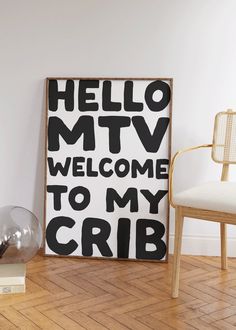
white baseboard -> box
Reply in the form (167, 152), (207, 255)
(169, 234), (236, 257)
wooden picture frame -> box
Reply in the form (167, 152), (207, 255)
(44, 77), (173, 262)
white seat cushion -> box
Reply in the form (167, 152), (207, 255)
(173, 181), (236, 214)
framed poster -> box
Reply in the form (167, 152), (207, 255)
(44, 78), (172, 261)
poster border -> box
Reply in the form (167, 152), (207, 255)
(43, 77), (173, 263)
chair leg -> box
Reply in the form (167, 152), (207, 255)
(171, 206), (184, 298)
(220, 223), (227, 270)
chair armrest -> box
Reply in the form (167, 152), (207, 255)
(169, 144), (213, 207)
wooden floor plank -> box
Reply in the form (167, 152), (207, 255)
(213, 319), (236, 329)
(0, 306), (40, 329)
(43, 308), (85, 329)
(137, 315), (175, 330)
(0, 313), (18, 329)
(91, 312), (129, 330)
(20, 307), (63, 329)
(106, 313), (152, 330)
(185, 317), (218, 330)
(66, 310), (107, 330)
(0, 254), (236, 329)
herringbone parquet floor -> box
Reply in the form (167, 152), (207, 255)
(1, 253), (236, 329)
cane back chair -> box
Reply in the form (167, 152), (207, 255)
(169, 109), (236, 298)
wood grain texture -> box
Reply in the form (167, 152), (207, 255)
(171, 206), (184, 298)
(1, 253), (236, 329)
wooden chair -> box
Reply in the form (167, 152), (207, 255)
(169, 109), (236, 298)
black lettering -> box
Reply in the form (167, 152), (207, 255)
(69, 186), (90, 211)
(87, 158), (98, 177)
(48, 157), (71, 176)
(82, 218), (113, 257)
(156, 159), (169, 179)
(132, 116), (169, 153)
(124, 81), (143, 111)
(117, 218), (130, 258)
(102, 81), (122, 111)
(140, 190), (168, 214)
(49, 79), (74, 111)
(131, 159), (153, 178)
(47, 185), (68, 211)
(48, 116), (95, 152)
(99, 158), (113, 177)
(145, 80), (171, 111)
(106, 188), (138, 212)
(72, 157), (85, 176)
(79, 80), (99, 111)
(99, 116), (130, 153)
(114, 158), (130, 177)
(46, 216), (78, 255)
(136, 219), (166, 260)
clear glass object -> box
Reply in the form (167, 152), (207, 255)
(0, 206), (42, 264)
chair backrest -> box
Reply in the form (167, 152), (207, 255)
(212, 110), (236, 164)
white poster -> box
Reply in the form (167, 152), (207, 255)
(44, 78), (172, 261)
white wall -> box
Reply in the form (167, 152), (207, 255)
(1, 0), (236, 256)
